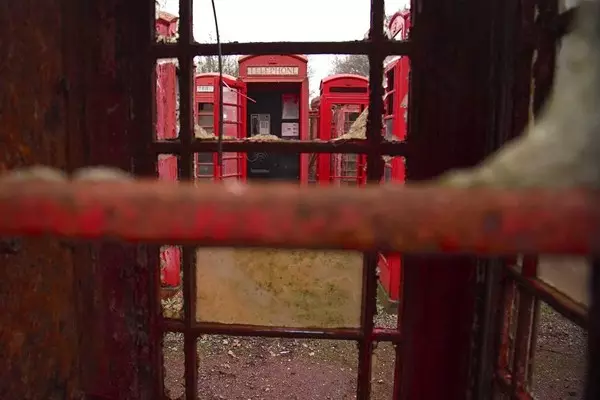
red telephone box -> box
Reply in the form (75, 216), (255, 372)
(378, 10), (411, 304)
(308, 96), (320, 184)
(193, 73), (247, 182)
(316, 74), (369, 186)
(238, 55), (309, 184)
(384, 9), (411, 144)
(155, 10), (179, 38)
(156, 56), (181, 290)
(309, 96), (320, 140)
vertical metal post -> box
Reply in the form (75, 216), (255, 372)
(356, 0), (386, 399)
(178, 0), (198, 399)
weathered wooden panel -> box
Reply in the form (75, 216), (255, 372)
(74, 0), (157, 398)
(0, 0), (157, 398)
(0, 1), (80, 399)
(399, 0), (503, 398)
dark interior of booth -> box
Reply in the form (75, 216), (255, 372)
(246, 82), (301, 182)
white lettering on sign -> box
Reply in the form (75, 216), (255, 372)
(196, 85), (214, 93)
(247, 66), (299, 76)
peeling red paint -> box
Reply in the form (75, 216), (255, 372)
(0, 181), (598, 255)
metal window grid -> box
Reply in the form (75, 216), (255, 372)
(153, 1), (397, 398)
(488, 1), (592, 399)
(0, 0), (595, 399)
(152, 1), (403, 398)
(148, 1), (593, 398)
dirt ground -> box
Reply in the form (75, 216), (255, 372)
(160, 251), (588, 399)
(163, 305), (397, 400)
(531, 303), (587, 400)
(162, 299), (586, 399)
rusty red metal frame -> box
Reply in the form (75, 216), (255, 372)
(504, 264), (588, 328)
(152, 0), (396, 398)
(1, 181), (599, 254)
(511, 257), (538, 396)
(489, 3), (591, 399)
(151, 137), (408, 155)
(0, 0), (593, 395)
(152, 40), (411, 58)
(15, 0), (583, 398)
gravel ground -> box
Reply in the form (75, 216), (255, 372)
(162, 296), (586, 399)
(532, 303), (586, 400)
(162, 299), (397, 400)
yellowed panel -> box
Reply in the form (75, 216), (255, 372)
(537, 256), (590, 307)
(196, 248), (363, 327)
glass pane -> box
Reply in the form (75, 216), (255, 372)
(195, 248), (362, 327)
(222, 122), (238, 138)
(385, 118), (394, 140)
(196, 114), (214, 135)
(221, 155), (239, 177)
(223, 105), (238, 123)
(537, 256), (590, 307)
(198, 103), (214, 112)
(195, 152), (214, 179)
(384, 165), (392, 182)
(223, 86), (238, 105)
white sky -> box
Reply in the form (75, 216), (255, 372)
(160, 0), (409, 95)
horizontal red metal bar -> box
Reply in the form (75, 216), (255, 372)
(152, 40), (411, 58)
(504, 264), (588, 327)
(0, 180), (599, 255)
(152, 138), (407, 155)
(162, 318), (401, 342)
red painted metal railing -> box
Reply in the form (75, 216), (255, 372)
(0, 180), (598, 255)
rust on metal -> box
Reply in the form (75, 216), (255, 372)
(161, 319), (401, 342)
(0, 180), (599, 255)
(0, 0), (80, 398)
(504, 264), (588, 328)
(1, 0), (595, 397)
(175, 0), (200, 396)
(353, 1), (388, 398)
(497, 277), (516, 374)
(152, 40), (411, 58)
(496, 370), (534, 400)
(73, 0), (158, 396)
(511, 257), (537, 397)
(152, 138), (408, 156)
